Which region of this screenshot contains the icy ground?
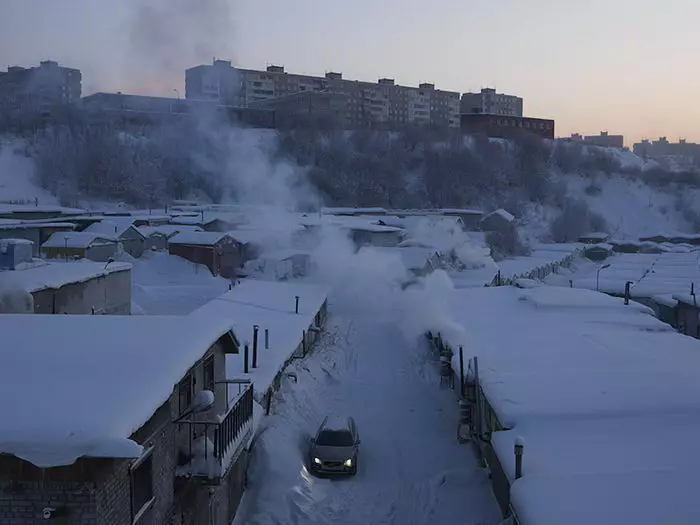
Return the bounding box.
[235,300,500,525]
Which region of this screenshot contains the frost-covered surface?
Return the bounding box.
[547,250,700,297]
[123,251,230,315]
[0,314,237,467]
[0,259,131,293]
[189,279,329,395]
[432,285,700,524]
[233,308,500,525]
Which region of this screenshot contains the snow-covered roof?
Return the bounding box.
[0,204,86,215]
[138,224,203,238]
[0,313,238,467]
[168,231,233,246]
[501,414,700,525]
[0,260,131,293]
[563,252,700,297]
[42,231,117,249]
[321,207,387,215]
[481,208,515,223]
[0,221,76,231]
[0,238,33,247]
[434,285,700,525]
[189,280,329,394]
[439,208,483,216]
[83,220,145,238]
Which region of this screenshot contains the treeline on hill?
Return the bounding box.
[7,115,700,243]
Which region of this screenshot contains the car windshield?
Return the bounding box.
[316,429,354,447]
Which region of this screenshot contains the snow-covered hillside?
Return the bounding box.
[1,136,698,242]
[0,140,58,206]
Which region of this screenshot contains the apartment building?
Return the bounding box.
[460,88,523,117]
[570,131,624,148]
[0,60,81,116]
[185,59,242,105]
[633,137,700,167]
[185,61,460,129]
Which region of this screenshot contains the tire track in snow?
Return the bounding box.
[237,310,501,525]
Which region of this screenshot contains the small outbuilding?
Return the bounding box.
[168,231,243,278]
[83,220,146,258]
[42,231,119,262]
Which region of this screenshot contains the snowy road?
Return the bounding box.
[236,301,501,525]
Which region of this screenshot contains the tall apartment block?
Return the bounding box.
[0,60,81,116]
[460,88,523,117]
[185,61,461,129]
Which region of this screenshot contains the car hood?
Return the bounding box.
[311,445,354,462]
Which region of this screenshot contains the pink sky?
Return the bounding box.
[2,0,699,144]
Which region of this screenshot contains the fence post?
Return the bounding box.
[265,328,269,349]
[459,345,465,398]
[252,325,259,368]
[624,281,632,305]
[244,343,249,374]
[473,356,481,438]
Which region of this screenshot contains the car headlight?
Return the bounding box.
[313,457,322,465]
[344,459,352,467]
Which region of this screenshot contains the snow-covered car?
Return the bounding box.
[308,416,360,476]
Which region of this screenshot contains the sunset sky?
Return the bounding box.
[2,0,699,144]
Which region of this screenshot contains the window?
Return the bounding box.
[178,373,193,415]
[316,430,354,447]
[203,355,215,391]
[131,448,154,521]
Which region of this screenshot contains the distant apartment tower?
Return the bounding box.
[571,131,624,148]
[460,88,523,117]
[185,59,242,105]
[0,60,81,116]
[185,61,460,129]
[634,137,700,167]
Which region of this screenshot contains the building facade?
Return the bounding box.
[633,137,700,167]
[461,114,555,140]
[185,62,461,130]
[0,60,81,117]
[0,315,252,525]
[460,88,523,117]
[570,131,624,148]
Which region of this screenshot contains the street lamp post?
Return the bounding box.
[596,263,611,291]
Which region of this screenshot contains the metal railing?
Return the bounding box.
[213,385,253,460]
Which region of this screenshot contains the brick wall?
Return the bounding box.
[0,455,109,525]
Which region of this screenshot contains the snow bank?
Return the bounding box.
[0,314,238,467]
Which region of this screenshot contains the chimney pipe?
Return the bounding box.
[252,325,259,368]
[514,437,524,479]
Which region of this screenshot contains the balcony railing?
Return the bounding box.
[176,383,254,482]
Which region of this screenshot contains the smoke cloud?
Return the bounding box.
[126,0,235,94]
